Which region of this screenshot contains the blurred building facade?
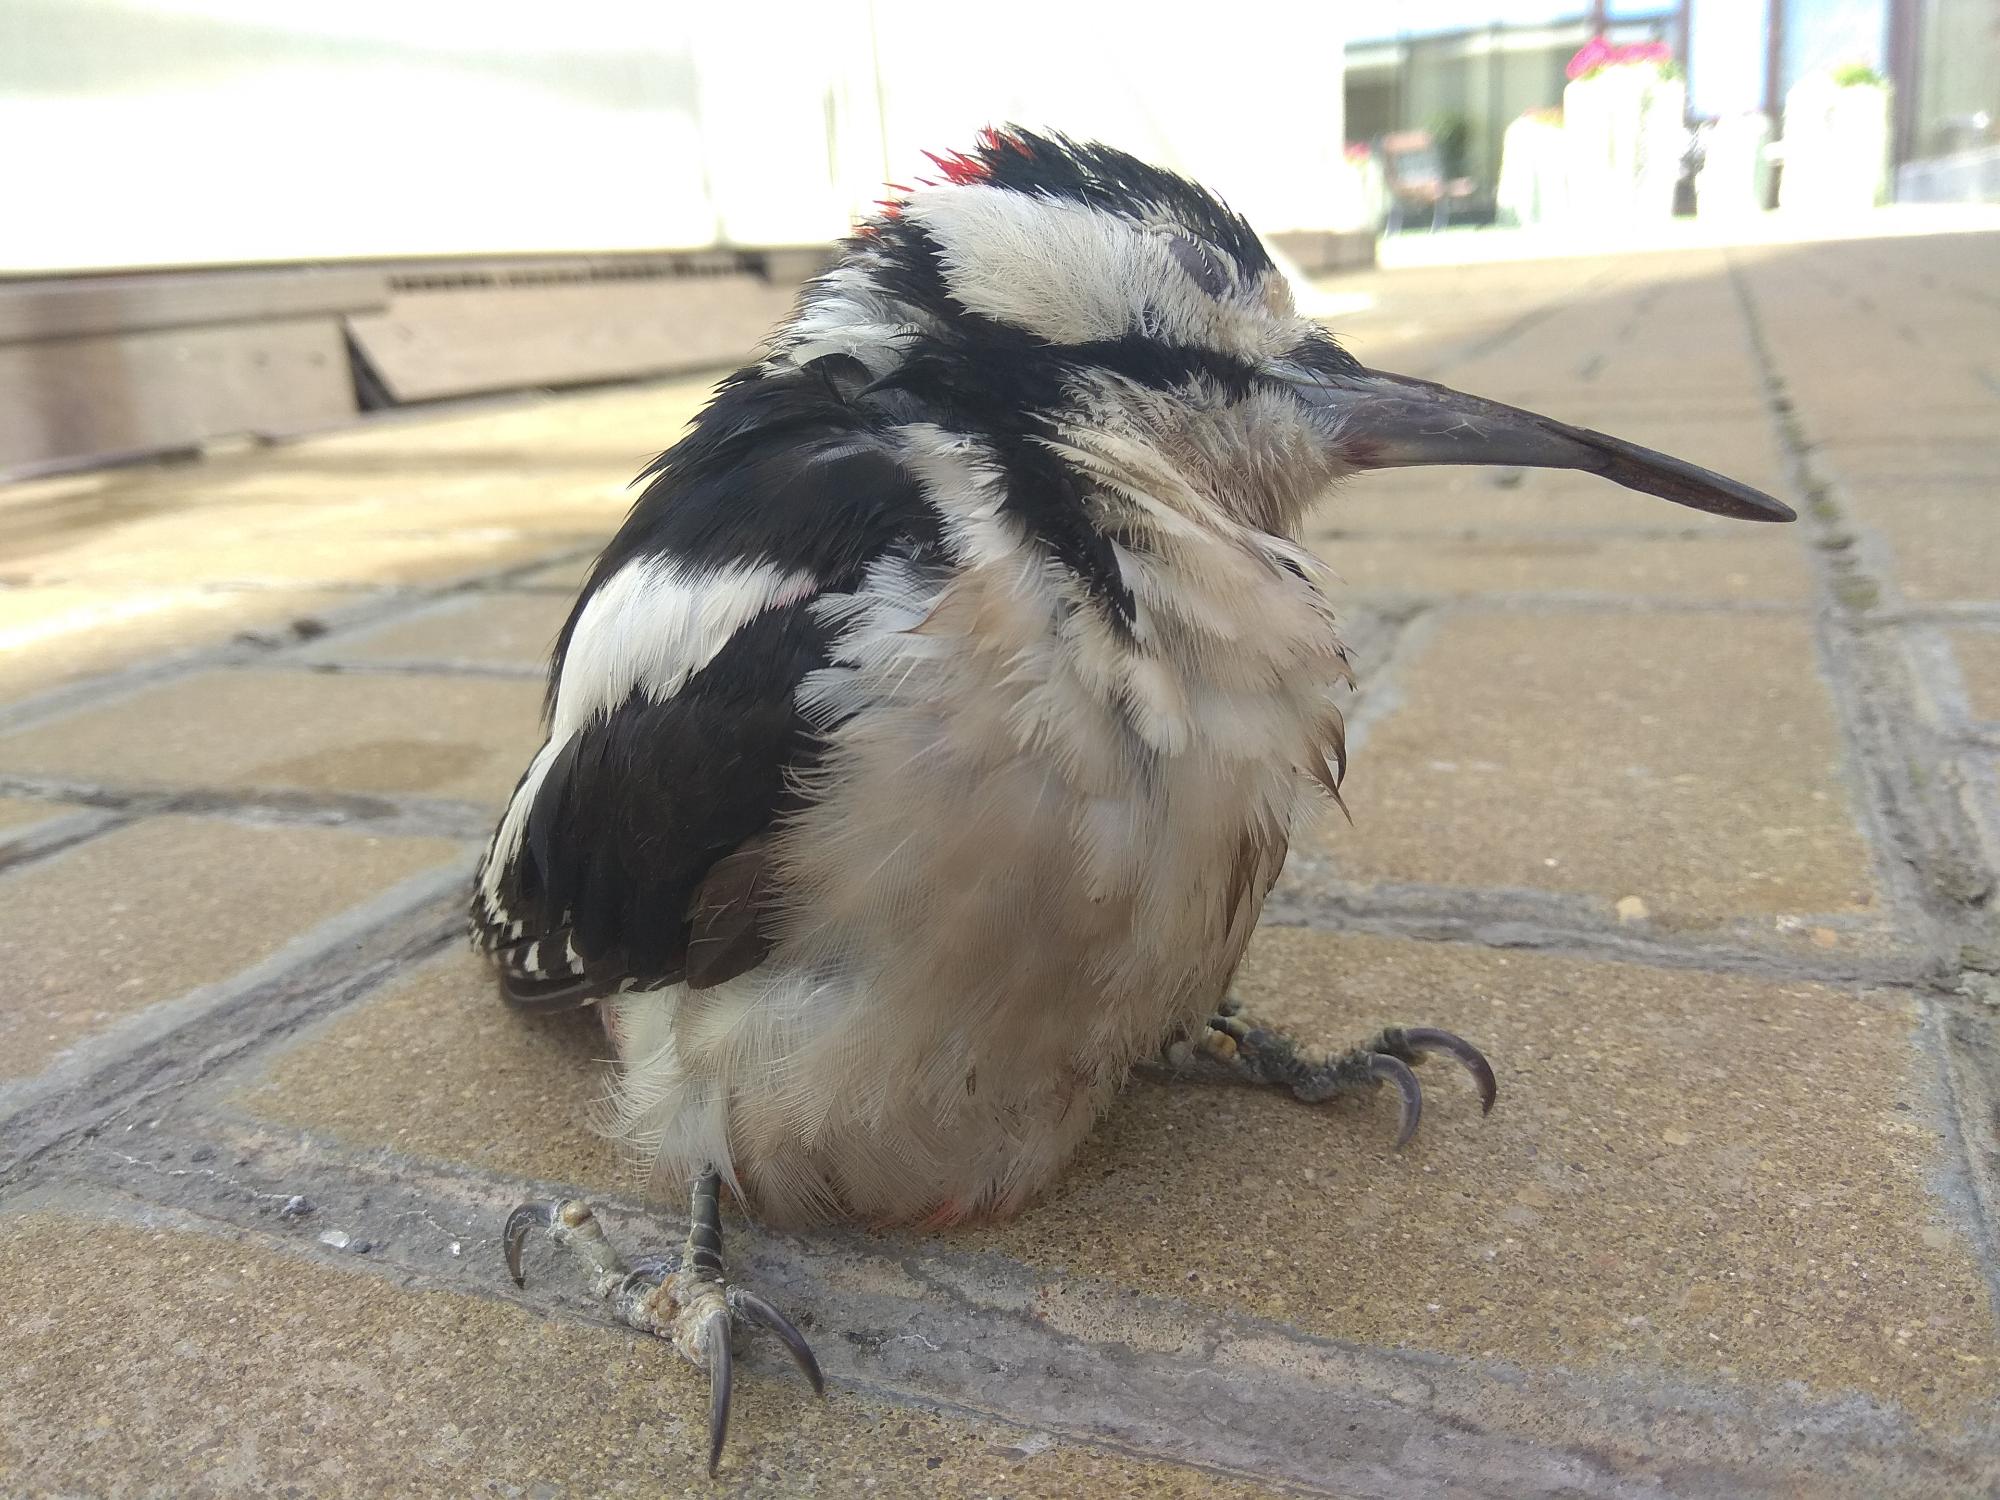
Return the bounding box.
[1346,0,1999,211]
[1347,2,1685,214]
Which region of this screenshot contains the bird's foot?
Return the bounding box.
[1157,1000,1496,1148]
[503,1168,823,1476]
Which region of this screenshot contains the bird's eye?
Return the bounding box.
[1164,235,1234,299]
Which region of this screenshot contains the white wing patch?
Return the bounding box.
[474,557,817,936]
[551,558,819,736]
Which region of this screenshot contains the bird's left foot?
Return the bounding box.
[503,1167,823,1475]
[1155,1001,1496,1148]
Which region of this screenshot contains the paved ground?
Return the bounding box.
[3,226,1999,1498]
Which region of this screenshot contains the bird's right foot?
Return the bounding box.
[1155,1000,1497,1148]
[503,1167,823,1476]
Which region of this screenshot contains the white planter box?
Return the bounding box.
[1779,79,1891,212]
[1696,113,1774,218]
[1497,114,1568,226]
[1562,68,1686,224]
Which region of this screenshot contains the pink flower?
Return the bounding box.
[1567,36,1614,80]
[1568,35,1673,80]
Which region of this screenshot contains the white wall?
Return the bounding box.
[863,0,1349,235]
[0,0,1349,273]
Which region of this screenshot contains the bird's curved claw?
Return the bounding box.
[702,1307,733,1477]
[1368,1052,1424,1149]
[1400,1026,1499,1114]
[1365,1027,1497,1149]
[499,1186,823,1478]
[502,1199,561,1287]
[731,1286,826,1395]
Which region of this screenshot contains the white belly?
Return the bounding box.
[604,484,1350,1226]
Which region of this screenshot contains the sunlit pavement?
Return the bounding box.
[2,226,1998,1496]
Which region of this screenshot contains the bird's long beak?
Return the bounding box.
[1289,365,1795,523]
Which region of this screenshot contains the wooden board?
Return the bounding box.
[0,270,388,344]
[346,274,805,403]
[0,317,357,471]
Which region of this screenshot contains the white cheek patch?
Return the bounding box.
[551,558,818,736]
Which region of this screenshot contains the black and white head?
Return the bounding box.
[777,127,1793,534]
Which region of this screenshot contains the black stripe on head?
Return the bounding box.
[1065,336,1260,402]
[1287,325,1367,380]
[970,128,1275,279]
[866,337,1145,627]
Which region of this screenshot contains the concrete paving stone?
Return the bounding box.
[1763,355,1998,416]
[5,386,701,594]
[0,668,545,806]
[294,375,714,462]
[0,583,358,703]
[968,930,2000,1427]
[303,591,574,671]
[0,815,462,1081]
[235,947,618,1193]
[1787,398,2000,445]
[1843,480,2000,605]
[504,553,600,591]
[1322,531,1810,604]
[1446,339,1757,399]
[1301,611,1875,931]
[8,480,578,586]
[32,526,567,590]
[0,797,71,838]
[227,931,2000,1433]
[1813,437,1997,481]
[8,495,341,583]
[0,1212,1269,1499]
[1946,627,2000,723]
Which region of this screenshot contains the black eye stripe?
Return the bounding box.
[1165,235,1233,299]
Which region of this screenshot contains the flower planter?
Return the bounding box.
[1779,77,1890,213]
[1695,113,1774,218]
[1562,65,1685,225]
[1497,112,1568,226]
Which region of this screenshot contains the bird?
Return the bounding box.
[473,128,1794,1474]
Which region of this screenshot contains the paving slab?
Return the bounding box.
[223,929,1998,1445]
[0,1210,1271,1499]
[26,524,570,591]
[0,816,461,1082]
[1843,479,2000,606]
[0,583,358,702]
[0,797,70,837]
[1948,628,2000,724]
[503,553,600,591]
[970,930,1998,1427]
[1302,611,1876,933]
[302,591,574,671]
[0,667,545,807]
[235,947,617,1192]
[1322,531,1810,604]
